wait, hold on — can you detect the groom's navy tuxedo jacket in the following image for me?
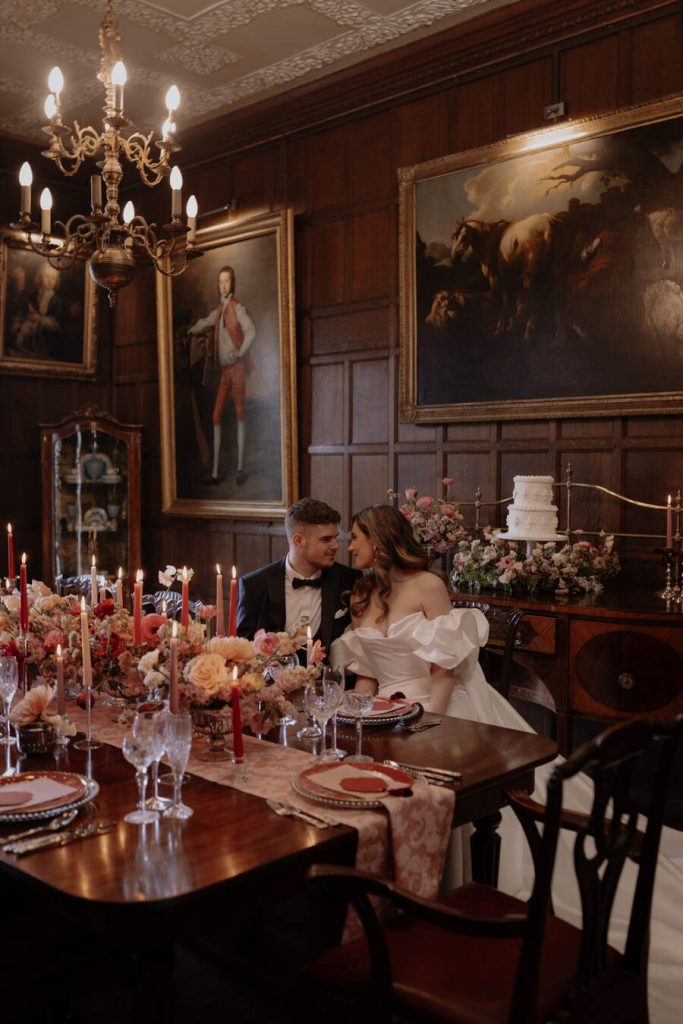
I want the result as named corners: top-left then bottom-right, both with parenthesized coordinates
top-left (236, 557), bottom-right (360, 656)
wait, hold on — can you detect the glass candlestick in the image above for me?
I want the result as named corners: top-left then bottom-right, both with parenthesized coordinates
top-left (74, 691), bottom-right (102, 751)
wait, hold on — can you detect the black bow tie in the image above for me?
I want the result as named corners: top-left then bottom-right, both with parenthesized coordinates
top-left (292, 576), bottom-right (322, 589)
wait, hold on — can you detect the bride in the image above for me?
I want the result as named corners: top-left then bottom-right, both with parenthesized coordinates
top-left (330, 504), bottom-right (683, 1024)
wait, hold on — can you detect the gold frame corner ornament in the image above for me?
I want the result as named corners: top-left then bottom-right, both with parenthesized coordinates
top-left (156, 208), bottom-right (298, 520)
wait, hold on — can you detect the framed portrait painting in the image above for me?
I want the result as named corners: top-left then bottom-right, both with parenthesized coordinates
top-left (156, 208), bottom-right (298, 519)
top-left (0, 232), bottom-right (97, 378)
top-left (399, 95), bottom-right (683, 423)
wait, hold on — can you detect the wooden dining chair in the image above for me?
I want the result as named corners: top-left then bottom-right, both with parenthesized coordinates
top-left (305, 714), bottom-right (683, 1024)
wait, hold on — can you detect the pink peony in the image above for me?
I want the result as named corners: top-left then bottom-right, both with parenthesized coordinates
top-left (416, 496), bottom-right (433, 509)
top-left (308, 639), bottom-right (326, 665)
top-left (252, 629), bottom-right (281, 657)
top-left (441, 477), bottom-right (454, 486)
top-left (440, 503), bottom-right (455, 518)
top-left (141, 614), bottom-right (167, 646)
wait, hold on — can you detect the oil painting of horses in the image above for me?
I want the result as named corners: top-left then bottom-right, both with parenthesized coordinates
top-left (399, 96), bottom-right (683, 422)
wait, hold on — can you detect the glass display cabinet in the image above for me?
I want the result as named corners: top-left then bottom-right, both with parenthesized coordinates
top-left (41, 406), bottom-right (141, 588)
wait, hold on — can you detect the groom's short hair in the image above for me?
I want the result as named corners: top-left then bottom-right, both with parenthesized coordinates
top-left (285, 498), bottom-right (341, 538)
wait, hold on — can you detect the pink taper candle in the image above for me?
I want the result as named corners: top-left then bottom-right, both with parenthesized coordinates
top-left (56, 643), bottom-right (65, 715)
top-left (7, 523), bottom-right (15, 580)
top-left (231, 665), bottom-right (244, 763)
top-left (180, 566), bottom-right (189, 629)
top-left (667, 494), bottom-right (673, 549)
top-left (228, 565), bottom-right (238, 637)
top-left (169, 620), bottom-right (179, 714)
top-left (133, 569), bottom-right (143, 645)
top-left (80, 597), bottom-right (92, 688)
top-left (216, 564), bottom-right (225, 636)
top-left (19, 553), bottom-right (28, 633)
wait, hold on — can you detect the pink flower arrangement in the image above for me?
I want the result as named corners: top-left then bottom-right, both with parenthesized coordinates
top-left (390, 478), bottom-right (465, 555)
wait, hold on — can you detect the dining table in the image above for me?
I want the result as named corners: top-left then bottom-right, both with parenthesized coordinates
top-left (0, 702), bottom-right (557, 949)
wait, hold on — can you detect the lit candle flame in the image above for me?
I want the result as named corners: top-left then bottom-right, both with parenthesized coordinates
top-left (91, 554), bottom-right (96, 567)
top-left (172, 620), bottom-right (178, 638)
top-left (232, 665), bottom-right (238, 682)
top-left (216, 563), bottom-right (221, 574)
top-left (6, 523), bottom-right (11, 534)
top-left (81, 596), bottom-right (86, 611)
top-left (232, 565), bottom-right (237, 579)
top-left (21, 552), bottom-right (26, 565)
top-left (136, 569), bottom-right (143, 583)
top-left (182, 566), bottom-right (188, 581)
top-left (117, 566), bottom-right (123, 579)
top-left (56, 643), bottom-right (62, 658)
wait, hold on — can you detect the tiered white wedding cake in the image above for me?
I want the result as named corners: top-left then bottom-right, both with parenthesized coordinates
top-left (497, 475), bottom-right (566, 542)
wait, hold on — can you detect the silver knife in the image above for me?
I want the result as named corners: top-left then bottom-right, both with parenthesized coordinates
top-left (393, 761), bottom-right (462, 781)
top-left (5, 821), bottom-right (116, 856)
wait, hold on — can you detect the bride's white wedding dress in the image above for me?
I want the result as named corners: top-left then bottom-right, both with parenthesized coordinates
top-left (331, 607), bottom-right (683, 1024)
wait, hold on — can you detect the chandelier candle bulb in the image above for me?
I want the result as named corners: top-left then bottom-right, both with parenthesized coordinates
top-left (44, 94), bottom-right (57, 120)
top-left (39, 188), bottom-right (52, 235)
top-left (18, 162), bottom-right (32, 216)
top-left (6, 523), bottom-right (15, 580)
top-left (216, 564), bottom-right (225, 636)
top-left (186, 195), bottom-right (198, 243)
top-left (90, 555), bottom-right (97, 607)
top-left (170, 165), bottom-right (182, 218)
top-left (19, 553), bottom-right (28, 633)
top-left (169, 621), bottom-right (179, 714)
top-left (111, 60), bottom-right (126, 111)
top-left (56, 644), bottom-right (65, 715)
top-left (231, 666), bottom-right (244, 763)
top-left (667, 495), bottom-right (673, 549)
top-left (80, 597), bottom-right (92, 688)
top-left (180, 566), bottom-right (189, 628)
top-left (165, 84), bottom-right (180, 113)
top-left (228, 566), bottom-right (238, 637)
top-left (47, 66), bottom-right (64, 98)
top-left (133, 569), bottom-right (143, 645)
top-left (90, 174), bottom-right (103, 210)
top-left (116, 566), bottom-right (124, 607)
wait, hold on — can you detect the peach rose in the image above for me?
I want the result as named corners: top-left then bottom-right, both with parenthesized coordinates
top-left (10, 684), bottom-right (55, 725)
top-left (239, 671), bottom-right (265, 694)
top-left (206, 636), bottom-right (254, 661)
top-left (183, 653), bottom-right (229, 695)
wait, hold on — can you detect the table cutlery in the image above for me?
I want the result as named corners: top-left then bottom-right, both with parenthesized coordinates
top-left (403, 720), bottom-right (442, 732)
top-left (1, 807), bottom-right (79, 848)
top-left (266, 799), bottom-right (332, 829)
top-left (4, 820), bottom-right (116, 856)
top-left (384, 759), bottom-right (462, 783)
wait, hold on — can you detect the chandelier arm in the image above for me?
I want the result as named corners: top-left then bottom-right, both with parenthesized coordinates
top-left (45, 124), bottom-right (103, 176)
top-left (120, 132), bottom-right (170, 187)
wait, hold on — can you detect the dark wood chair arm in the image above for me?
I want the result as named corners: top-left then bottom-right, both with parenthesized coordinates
top-left (506, 789), bottom-right (645, 860)
top-left (307, 865), bottom-right (526, 938)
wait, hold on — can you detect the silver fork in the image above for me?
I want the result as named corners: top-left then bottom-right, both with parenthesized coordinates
top-left (1, 807), bottom-right (79, 849)
top-left (265, 799), bottom-right (331, 829)
top-left (403, 720), bottom-right (442, 732)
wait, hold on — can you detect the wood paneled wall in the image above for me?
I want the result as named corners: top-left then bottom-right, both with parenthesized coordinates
top-left (3, 0), bottom-right (683, 598)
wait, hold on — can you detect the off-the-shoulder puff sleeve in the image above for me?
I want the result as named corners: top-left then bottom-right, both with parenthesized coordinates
top-left (329, 628), bottom-right (376, 677)
top-left (411, 608), bottom-right (489, 674)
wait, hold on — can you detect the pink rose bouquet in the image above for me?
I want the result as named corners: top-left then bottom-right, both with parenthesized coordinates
top-left (391, 478), bottom-right (465, 555)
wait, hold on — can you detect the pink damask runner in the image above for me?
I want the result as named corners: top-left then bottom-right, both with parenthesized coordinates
top-left (76, 704), bottom-right (455, 900)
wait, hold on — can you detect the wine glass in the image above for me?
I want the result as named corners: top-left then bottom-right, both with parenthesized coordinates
top-left (164, 712), bottom-right (193, 819)
top-left (343, 691), bottom-right (374, 762)
top-left (303, 679), bottom-right (340, 762)
top-left (0, 656), bottom-right (19, 747)
top-left (122, 724), bottom-right (160, 825)
top-left (134, 709), bottom-right (170, 811)
top-left (264, 653), bottom-right (299, 727)
top-left (321, 667), bottom-right (345, 761)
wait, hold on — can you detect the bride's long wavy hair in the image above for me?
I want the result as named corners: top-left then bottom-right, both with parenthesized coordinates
top-left (349, 504), bottom-right (428, 622)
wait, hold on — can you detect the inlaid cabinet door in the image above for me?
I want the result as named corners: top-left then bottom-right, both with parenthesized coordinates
top-left (570, 620), bottom-right (683, 719)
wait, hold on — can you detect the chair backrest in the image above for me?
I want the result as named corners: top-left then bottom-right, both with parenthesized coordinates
top-left (511, 714), bottom-right (683, 1018)
top-left (452, 599), bottom-right (524, 700)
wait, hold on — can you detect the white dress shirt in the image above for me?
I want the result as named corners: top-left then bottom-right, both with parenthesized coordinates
top-left (188, 293), bottom-right (256, 366)
top-left (284, 556), bottom-right (322, 636)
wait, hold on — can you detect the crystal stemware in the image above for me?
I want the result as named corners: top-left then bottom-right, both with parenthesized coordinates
top-left (321, 667), bottom-right (345, 761)
top-left (164, 712), bottom-right (193, 819)
top-left (303, 679), bottom-right (340, 762)
top-left (134, 708), bottom-right (171, 811)
top-left (122, 731), bottom-right (160, 825)
top-left (343, 690), bottom-right (374, 762)
top-left (0, 656), bottom-right (19, 747)
top-left (264, 653), bottom-right (299, 727)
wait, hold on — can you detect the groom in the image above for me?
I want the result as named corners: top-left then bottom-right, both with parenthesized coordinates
top-left (237, 497), bottom-right (360, 657)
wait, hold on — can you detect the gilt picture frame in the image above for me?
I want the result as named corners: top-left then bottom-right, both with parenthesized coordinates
top-left (400, 94), bottom-right (683, 423)
top-left (156, 208), bottom-right (298, 519)
top-left (0, 232), bottom-right (97, 378)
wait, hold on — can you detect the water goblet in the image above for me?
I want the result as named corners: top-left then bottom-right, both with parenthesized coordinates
top-left (303, 680), bottom-right (340, 762)
top-left (134, 709), bottom-right (171, 811)
top-left (343, 690), bottom-right (374, 762)
top-left (264, 654), bottom-right (299, 728)
top-left (122, 732), bottom-right (160, 825)
top-left (0, 656), bottom-right (19, 747)
top-left (321, 667), bottom-right (345, 761)
top-left (164, 712), bottom-right (193, 820)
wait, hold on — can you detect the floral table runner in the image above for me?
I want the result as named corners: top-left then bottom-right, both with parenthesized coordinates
top-left (74, 705), bottom-right (455, 901)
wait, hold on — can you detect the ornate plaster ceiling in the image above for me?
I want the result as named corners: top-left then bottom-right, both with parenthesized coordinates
top-left (0, 0), bottom-right (517, 144)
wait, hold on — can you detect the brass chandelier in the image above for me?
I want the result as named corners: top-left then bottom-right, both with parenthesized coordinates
top-left (12, 0), bottom-right (201, 306)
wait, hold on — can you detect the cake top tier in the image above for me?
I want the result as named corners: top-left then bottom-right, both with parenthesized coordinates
top-left (513, 475), bottom-right (554, 485)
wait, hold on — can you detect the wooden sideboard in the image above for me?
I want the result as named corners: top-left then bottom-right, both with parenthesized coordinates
top-left (452, 587), bottom-right (683, 756)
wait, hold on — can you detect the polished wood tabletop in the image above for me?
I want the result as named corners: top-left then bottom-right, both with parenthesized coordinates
top-left (0, 711), bottom-right (556, 932)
